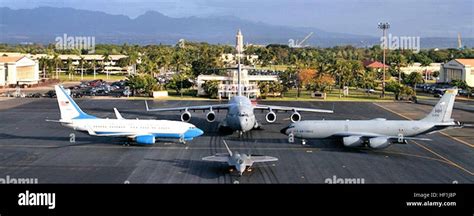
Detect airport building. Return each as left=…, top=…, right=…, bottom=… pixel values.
left=400, top=62, right=441, bottom=75
left=221, top=53, right=259, bottom=65
left=0, top=56, right=40, bottom=87
left=197, top=29, right=277, bottom=99
left=196, top=66, right=278, bottom=99
left=0, top=53, right=132, bottom=75
left=438, top=59, right=474, bottom=87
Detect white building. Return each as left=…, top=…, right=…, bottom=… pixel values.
left=400, top=62, right=441, bottom=75
left=198, top=30, right=277, bottom=99
left=0, top=53, right=132, bottom=74
left=438, top=59, right=474, bottom=87
left=196, top=66, right=278, bottom=99
left=0, top=56, right=40, bottom=87
left=221, top=53, right=259, bottom=65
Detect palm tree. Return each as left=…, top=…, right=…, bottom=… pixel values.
left=66, top=58, right=74, bottom=80
left=79, top=56, right=85, bottom=80
left=102, top=52, right=111, bottom=79
left=128, top=51, right=139, bottom=75
left=419, top=55, right=433, bottom=82
left=90, top=59, right=97, bottom=80
left=38, top=56, right=48, bottom=79
left=51, top=53, right=62, bottom=79
left=390, top=52, right=409, bottom=84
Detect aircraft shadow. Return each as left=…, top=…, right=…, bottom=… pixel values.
left=0, top=133, right=130, bottom=148
left=144, top=158, right=231, bottom=180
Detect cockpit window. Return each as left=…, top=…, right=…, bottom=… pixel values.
left=239, top=113, right=248, bottom=117
left=238, top=159, right=244, bottom=164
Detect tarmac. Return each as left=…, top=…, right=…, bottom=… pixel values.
left=0, top=98, right=472, bottom=183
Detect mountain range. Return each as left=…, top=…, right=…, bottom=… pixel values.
left=0, top=7, right=470, bottom=48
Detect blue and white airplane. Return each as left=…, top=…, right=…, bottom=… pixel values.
left=49, top=85, right=204, bottom=145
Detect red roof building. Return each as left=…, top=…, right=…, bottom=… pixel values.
left=363, top=60, right=389, bottom=69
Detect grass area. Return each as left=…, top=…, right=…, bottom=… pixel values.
left=262, top=88, right=396, bottom=102
left=57, top=73, right=127, bottom=82
left=138, top=88, right=397, bottom=102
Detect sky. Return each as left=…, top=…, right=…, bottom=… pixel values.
left=1, top=0, right=472, bottom=37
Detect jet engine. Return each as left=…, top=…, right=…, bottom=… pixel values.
left=265, top=111, right=276, bottom=123
left=290, top=111, right=301, bottom=122
left=135, top=135, right=155, bottom=145
left=181, top=111, right=192, bottom=122
left=368, top=137, right=391, bottom=149
left=342, top=136, right=364, bottom=147
left=206, top=111, right=216, bottom=122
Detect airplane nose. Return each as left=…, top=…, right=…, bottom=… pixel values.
left=184, top=127, right=204, bottom=139
left=280, top=126, right=289, bottom=135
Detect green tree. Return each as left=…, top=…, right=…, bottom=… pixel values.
left=405, top=72, right=424, bottom=93
left=165, top=74, right=193, bottom=94
left=79, top=56, right=85, bottom=80
left=38, top=56, right=49, bottom=79
left=125, top=74, right=160, bottom=96
left=201, top=80, right=220, bottom=98
left=102, top=52, right=111, bottom=79
left=419, top=55, right=433, bottom=82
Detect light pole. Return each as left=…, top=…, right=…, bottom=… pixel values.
left=378, top=22, right=390, bottom=98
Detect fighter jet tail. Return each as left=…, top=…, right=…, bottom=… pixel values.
left=421, top=88, right=457, bottom=123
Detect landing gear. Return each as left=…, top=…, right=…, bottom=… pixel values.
left=253, top=122, right=260, bottom=129
left=179, top=135, right=186, bottom=145
left=122, top=141, right=130, bottom=147
left=238, top=131, right=244, bottom=137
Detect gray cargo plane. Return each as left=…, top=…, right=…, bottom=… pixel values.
left=145, top=30, right=333, bottom=135
left=202, top=140, right=278, bottom=175
left=281, top=89, right=462, bottom=149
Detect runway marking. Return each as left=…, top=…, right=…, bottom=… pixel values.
left=412, top=141, right=473, bottom=176
left=439, top=132, right=474, bottom=148
left=373, top=103, right=474, bottom=148
left=376, top=150, right=450, bottom=165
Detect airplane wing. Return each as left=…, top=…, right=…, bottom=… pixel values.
left=202, top=155, right=230, bottom=162
left=85, top=126, right=138, bottom=137
left=145, top=101, right=231, bottom=112
left=254, top=104, right=333, bottom=113
left=250, top=156, right=278, bottom=163
left=332, top=132, right=432, bottom=141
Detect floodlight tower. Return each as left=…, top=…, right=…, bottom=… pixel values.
left=378, top=22, right=390, bottom=98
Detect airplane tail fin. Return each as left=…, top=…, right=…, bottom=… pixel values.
left=421, top=88, right=457, bottom=123
left=222, top=140, right=233, bottom=157
left=114, top=108, right=124, bottom=119
left=55, top=85, right=97, bottom=120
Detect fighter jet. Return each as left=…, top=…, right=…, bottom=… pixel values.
left=202, top=140, right=278, bottom=175
left=281, top=89, right=463, bottom=149
left=145, top=30, right=333, bottom=136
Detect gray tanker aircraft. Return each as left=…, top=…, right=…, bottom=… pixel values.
left=281, top=89, right=463, bottom=149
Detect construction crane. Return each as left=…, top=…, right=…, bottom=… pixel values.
left=289, top=32, right=313, bottom=48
